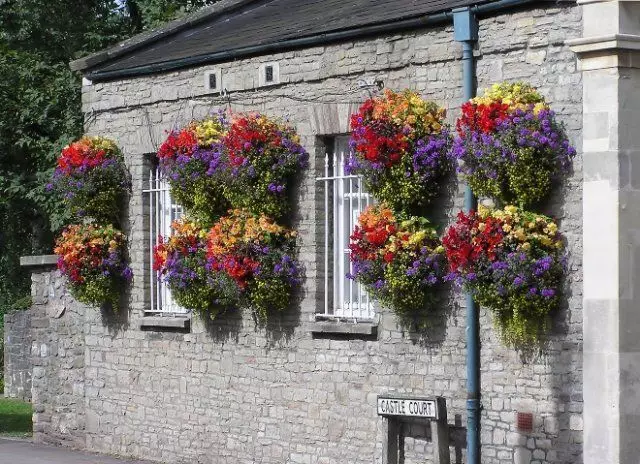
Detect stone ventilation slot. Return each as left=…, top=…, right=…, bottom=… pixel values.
left=259, top=62, right=279, bottom=86
left=204, top=69, right=221, bottom=93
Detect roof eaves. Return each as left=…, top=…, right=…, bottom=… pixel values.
left=69, top=0, right=257, bottom=72
left=86, top=10, right=454, bottom=82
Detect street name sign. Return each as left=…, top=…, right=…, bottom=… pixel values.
left=377, top=396, right=438, bottom=420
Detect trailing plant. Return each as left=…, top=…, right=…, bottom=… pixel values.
left=348, top=204, right=446, bottom=321
left=206, top=209, right=302, bottom=321
left=452, top=82, right=576, bottom=208
left=347, top=89, right=452, bottom=215
left=157, top=115, right=229, bottom=224
left=153, top=218, right=239, bottom=317
left=54, top=223, right=132, bottom=309
left=50, top=136, right=129, bottom=224
left=442, top=205, right=564, bottom=347
left=222, top=113, right=309, bottom=219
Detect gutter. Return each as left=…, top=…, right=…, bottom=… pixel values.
left=86, top=0, right=539, bottom=82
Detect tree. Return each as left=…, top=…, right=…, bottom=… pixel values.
left=0, top=0, right=219, bottom=321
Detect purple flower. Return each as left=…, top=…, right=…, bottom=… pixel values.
left=122, top=267, right=133, bottom=281
left=541, top=288, right=556, bottom=298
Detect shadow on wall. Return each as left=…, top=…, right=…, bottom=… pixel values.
left=407, top=168, right=460, bottom=348
left=100, top=298, right=130, bottom=336
left=203, top=308, right=243, bottom=345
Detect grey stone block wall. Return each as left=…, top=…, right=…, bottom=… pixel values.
left=27, top=3, right=583, bottom=464
left=3, top=310, right=33, bottom=401
left=29, top=267, right=87, bottom=449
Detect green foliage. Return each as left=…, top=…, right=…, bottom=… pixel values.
left=126, top=0, right=220, bottom=30
left=363, top=158, right=451, bottom=217
left=474, top=283, right=555, bottom=347
left=170, top=178, right=229, bottom=226
left=0, top=398, right=33, bottom=435
left=171, top=270, right=239, bottom=318
left=69, top=275, right=121, bottom=310
left=0, top=0, right=220, bottom=323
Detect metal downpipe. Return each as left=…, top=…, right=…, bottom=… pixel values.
left=453, top=7, right=480, bottom=464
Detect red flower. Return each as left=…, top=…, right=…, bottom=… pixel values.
left=442, top=210, right=507, bottom=273
left=57, top=141, right=108, bottom=174
left=224, top=114, right=283, bottom=167
left=456, top=101, right=510, bottom=136
left=350, top=109, right=408, bottom=168
left=157, top=128, right=198, bottom=161
left=216, top=255, right=259, bottom=288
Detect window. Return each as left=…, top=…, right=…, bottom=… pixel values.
left=317, top=136, right=375, bottom=320
left=144, top=166, right=188, bottom=314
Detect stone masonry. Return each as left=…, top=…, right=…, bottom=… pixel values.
left=3, top=310, right=32, bottom=401
left=569, top=1, right=640, bottom=463
left=21, top=3, right=584, bottom=464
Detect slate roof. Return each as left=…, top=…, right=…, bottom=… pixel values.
left=74, top=0, right=545, bottom=80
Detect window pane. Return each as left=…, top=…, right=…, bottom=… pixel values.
left=320, top=136, right=374, bottom=320
left=145, top=166, right=187, bottom=314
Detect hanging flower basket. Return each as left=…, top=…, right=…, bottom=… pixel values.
left=51, top=136, right=129, bottom=224
left=348, top=204, right=446, bottom=320
left=442, top=205, right=564, bottom=347
left=206, top=209, right=302, bottom=321
left=452, top=82, right=576, bottom=208
left=55, top=224, right=132, bottom=309
left=157, top=115, right=229, bottom=224
left=222, top=113, right=309, bottom=219
left=347, top=89, right=453, bottom=215
left=154, top=218, right=239, bottom=318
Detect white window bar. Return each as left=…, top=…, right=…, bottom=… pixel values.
left=316, top=137, right=375, bottom=320
left=143, top=167, right=188, bottom=314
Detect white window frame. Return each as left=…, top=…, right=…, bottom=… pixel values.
left=317, top=136, right=375, bottom=321
left=144, top=166, right=188, bottom=315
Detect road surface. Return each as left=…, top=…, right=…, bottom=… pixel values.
left=0, top=438, right=156, bottom=464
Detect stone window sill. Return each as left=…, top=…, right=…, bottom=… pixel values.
left=20, top=254, right=58, bottom=268
left=139, top=315, right=191, bottom=331
left=310, top=319, right=378, bottom=337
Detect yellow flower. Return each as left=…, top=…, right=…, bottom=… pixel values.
left=514, top=228, right=526, bottom=241
left=539, top=236, right=553, bottom=247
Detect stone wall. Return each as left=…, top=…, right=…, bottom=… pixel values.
left=3, top=310, right=32, bottom=401
left=29, top=266, right=87, bottom=449
left=28, top=3, right=584, bottom=464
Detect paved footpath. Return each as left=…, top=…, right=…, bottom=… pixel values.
left=0, top=438, right=156, bottom=464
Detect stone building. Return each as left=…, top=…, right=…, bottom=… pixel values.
left=7, top=0, right=640, bottom=462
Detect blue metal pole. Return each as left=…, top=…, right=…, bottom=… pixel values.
left=453, top=8, right=480, bottom=464
left=462, top=38, right=480, bottom=464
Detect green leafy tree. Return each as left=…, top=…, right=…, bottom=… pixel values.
left=125, top=0, right=218, bottom=30
left=0, top=0, right=219, bottom=324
